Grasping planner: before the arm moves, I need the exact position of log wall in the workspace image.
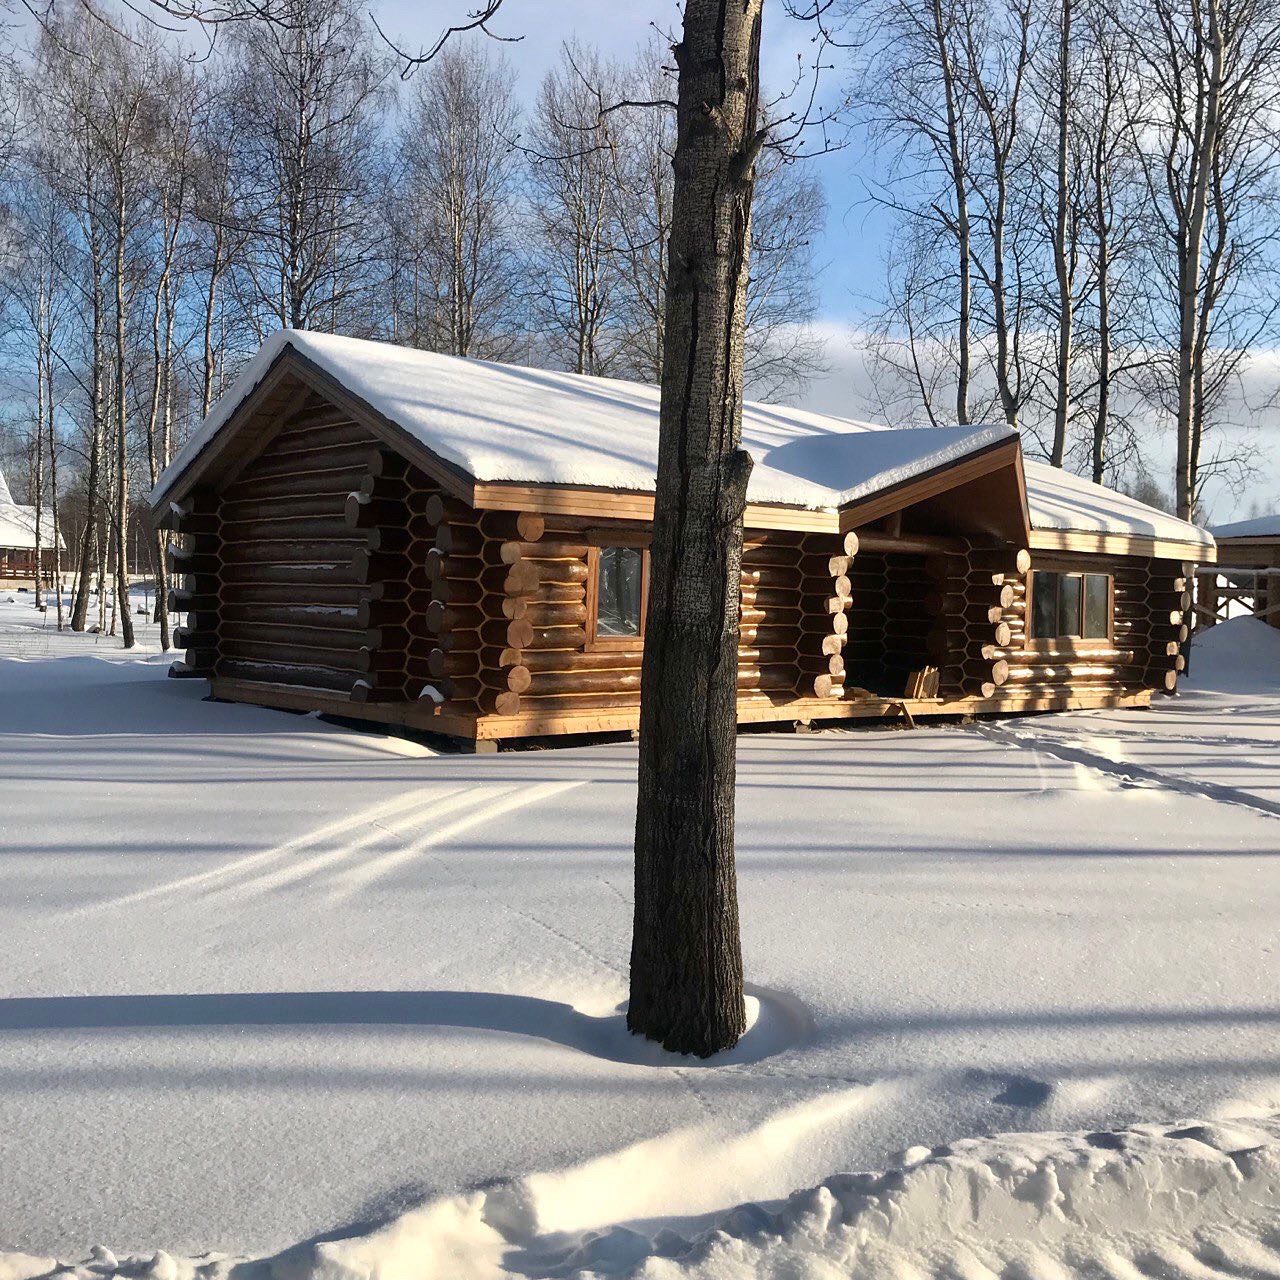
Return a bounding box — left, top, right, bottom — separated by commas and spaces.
167, 398, 1188, 734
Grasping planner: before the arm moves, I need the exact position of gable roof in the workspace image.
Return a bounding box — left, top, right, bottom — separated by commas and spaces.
154, 330, 1014, 514
150, 329, 1213, 558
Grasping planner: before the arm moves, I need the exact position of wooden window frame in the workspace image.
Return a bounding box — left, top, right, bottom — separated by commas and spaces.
585, 540, 650, 649
1027, 566, 1114, 651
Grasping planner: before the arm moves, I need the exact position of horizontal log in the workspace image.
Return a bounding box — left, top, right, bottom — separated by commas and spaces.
171, 512, 220, 538
970, 548, 1032, 574
513, 647, 644, 674
526, 668, 642, 696
221, 539, 364, 567
215, 657, 356, 694
239, 443, 382, 483
173, 626, 215, 651
219, 494, 343, 525
167, 547, 218, 577
526, 559, 588, 587
740, 544, 803, 569
737, 666, 801, 692
184, 648, 217, 672
740, 585, 805, 611
737, 623, 800, 648
741, 564, 800, 589
356, 647, 408, 675
740, 529, 804, 549
987, 680, 1133, 699
435, 523, 487, 557
224, 582, 366, 609
218, 619, 367, 651
501, 540, 589, 565
223, 464, 372, 504
506, 600, 589, 627
525, 624, 588, 650
482, 511, 546, 543
983, 644, 1136, 664
219, 601, 359, 628
219, 636, 366, 672
1003, 663, 1127, 683
797, 652, 846, 678
344, 494, 406, 530
854, 531, 968, 555
363, 527, 415, 555
423, 493, 475, 527
812, 673, 842, 698
272, 418, 369, 452
216, 561, 354, 587
437, 677, 522, 715
357, 599, 413, 628
167, 589, 217, 614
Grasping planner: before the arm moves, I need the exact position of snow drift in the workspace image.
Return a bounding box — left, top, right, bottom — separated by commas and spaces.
10, 1112, 1280, 1280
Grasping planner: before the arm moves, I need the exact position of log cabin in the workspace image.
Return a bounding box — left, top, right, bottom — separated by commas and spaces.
147, 331, 1215, 750
0, 468, 58, 584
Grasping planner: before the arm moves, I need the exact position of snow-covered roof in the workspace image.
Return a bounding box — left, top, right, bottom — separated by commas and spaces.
1025, 461, 1214, 553
153, 330, 1212, 551
0, 500, 46, 551
154, 331, 1015, 513
1211, 513, 1280, 540
0, 469, 60, 550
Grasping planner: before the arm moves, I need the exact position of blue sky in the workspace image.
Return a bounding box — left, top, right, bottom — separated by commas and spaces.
381, 0, 882, 320
383, 1, 1277, 523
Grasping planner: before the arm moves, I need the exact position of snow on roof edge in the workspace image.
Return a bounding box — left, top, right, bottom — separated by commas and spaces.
151, 330, 1213, 551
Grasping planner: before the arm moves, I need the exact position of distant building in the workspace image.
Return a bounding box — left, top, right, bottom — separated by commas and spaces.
0, 469, 59, 583
149, 331, 1214, 749
1202, 515, 1280, 631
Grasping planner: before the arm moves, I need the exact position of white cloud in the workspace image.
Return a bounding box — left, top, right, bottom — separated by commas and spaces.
785, 321, 1280, 525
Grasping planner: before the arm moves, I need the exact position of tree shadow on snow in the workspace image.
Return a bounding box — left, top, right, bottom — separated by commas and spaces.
0, 986, 810, 1069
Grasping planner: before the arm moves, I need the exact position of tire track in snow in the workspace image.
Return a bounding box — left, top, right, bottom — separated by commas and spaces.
72, 779, 586, 915
69, 788, 443, 916
974, 723, 1280, 821
327, 779, 586, 899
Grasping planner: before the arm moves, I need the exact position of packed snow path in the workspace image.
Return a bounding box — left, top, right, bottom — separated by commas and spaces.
0, 598, 1278, 1276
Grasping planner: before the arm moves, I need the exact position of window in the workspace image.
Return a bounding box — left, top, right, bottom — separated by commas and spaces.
1030, 571, 1111, 642
591, 545, 645, 641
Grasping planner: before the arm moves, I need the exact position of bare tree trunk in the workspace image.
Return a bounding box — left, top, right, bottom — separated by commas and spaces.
71, 243, 106, 632
33, 301, 46, 611
931, 0, 972, 424
629, 0, 761, 1058
112, 185, 135, 649
1050, 0, 1073, 466
1175, 0, 1223, 521
47, 352, 63, 630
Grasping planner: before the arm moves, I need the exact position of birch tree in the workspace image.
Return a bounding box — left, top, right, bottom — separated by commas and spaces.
391, 44, 522, 358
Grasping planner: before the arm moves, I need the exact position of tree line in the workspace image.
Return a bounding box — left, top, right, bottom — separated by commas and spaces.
848, 0, 1280, 520
0, 0, 825, 645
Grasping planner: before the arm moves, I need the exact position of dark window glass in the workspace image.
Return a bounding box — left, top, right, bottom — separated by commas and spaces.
1031, 572, 1060, 639
1032, 570, 1111, 639
1083, 574, 1110, 638
1057, 573, 1083, 636
597, 546, 643, 637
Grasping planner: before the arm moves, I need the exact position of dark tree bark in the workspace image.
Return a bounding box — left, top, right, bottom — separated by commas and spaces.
629, 0, 762, 1058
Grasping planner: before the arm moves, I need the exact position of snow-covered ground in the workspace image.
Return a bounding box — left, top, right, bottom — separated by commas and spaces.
1, 596, 1279, 1278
